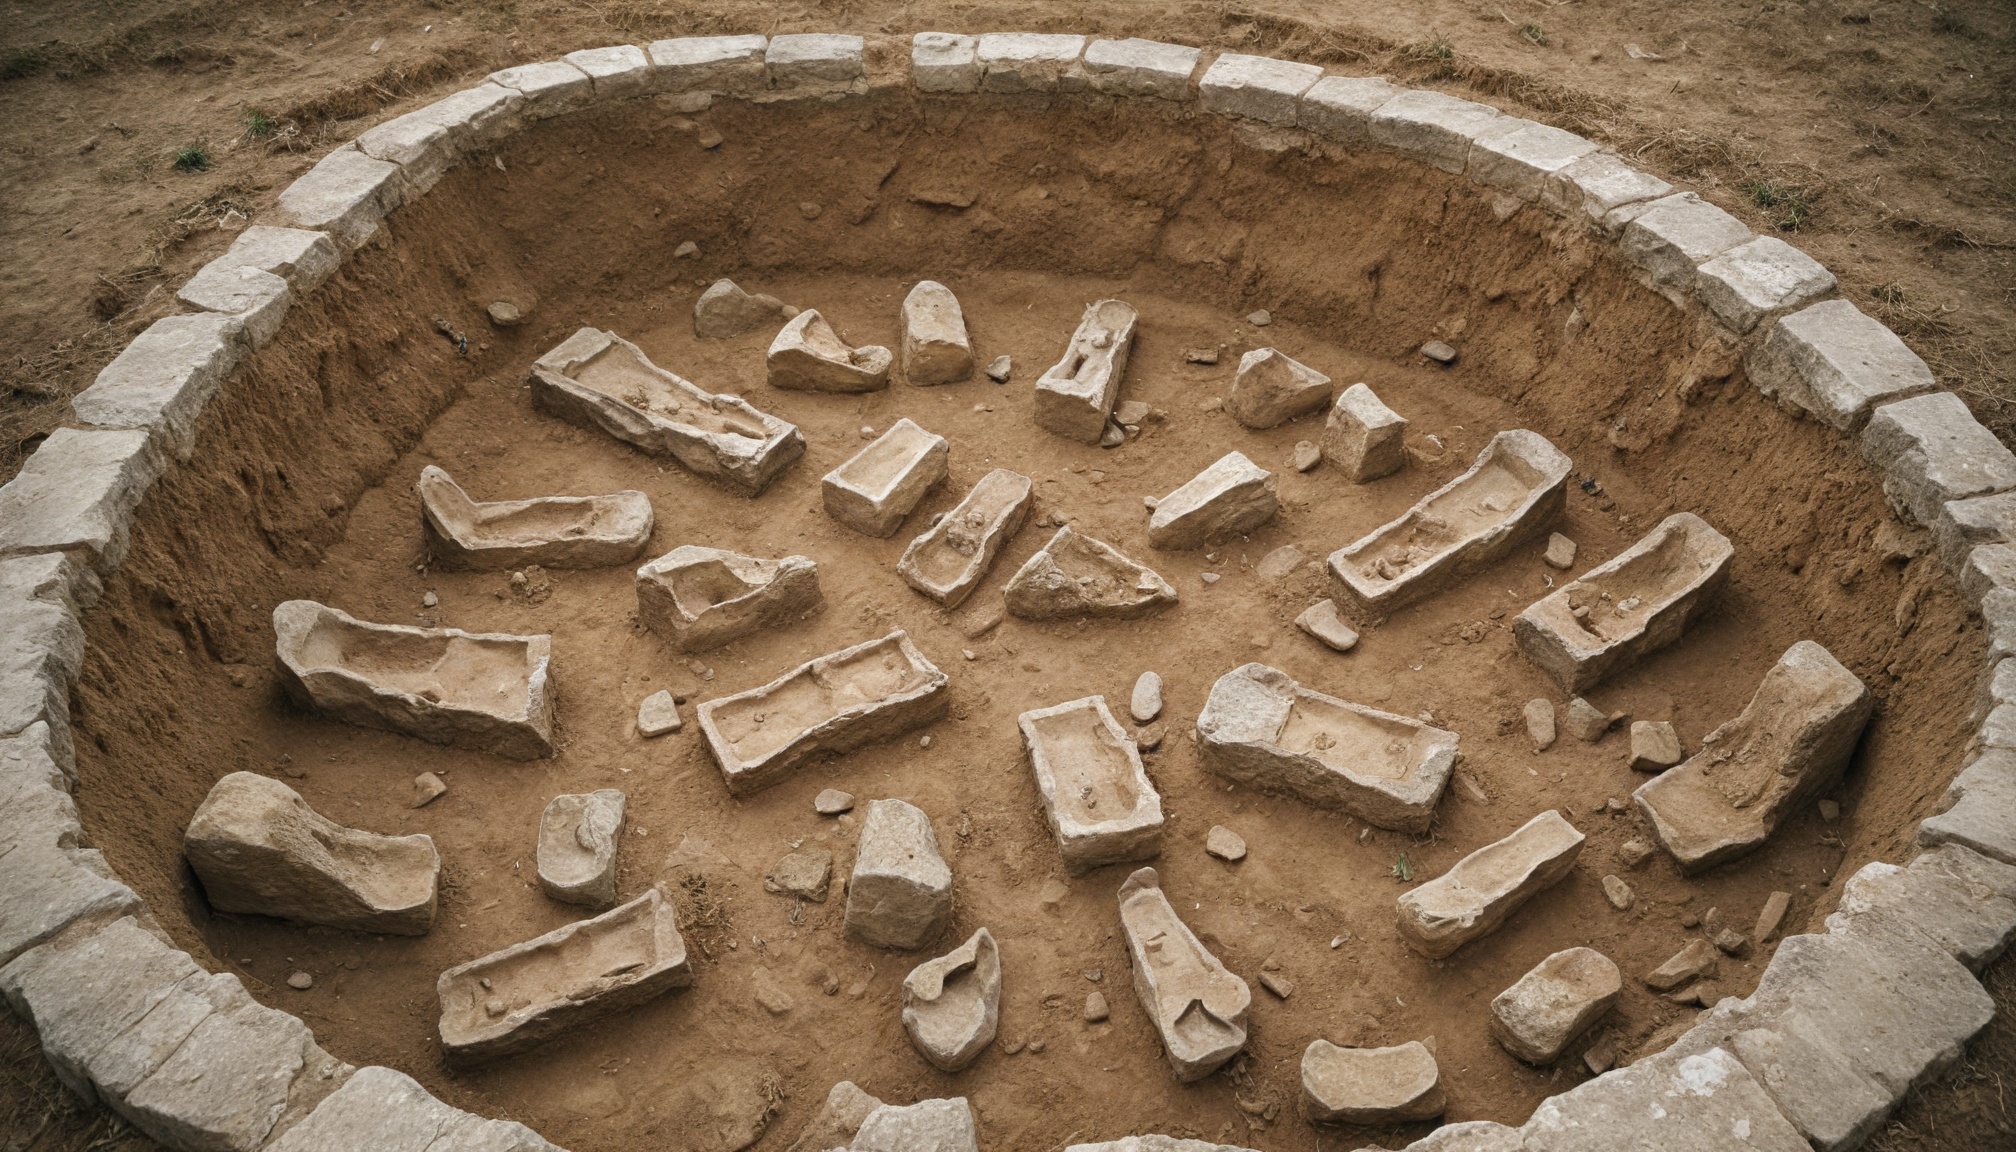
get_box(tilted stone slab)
[487,60,596,119]
[647,35,768,94]
[265,1065,562,1152]
[0,427,161,574]
[1747,299,1937,433]
[1635,641,1871,873]
[901,927,1001,1071]
[1519,1046,1808,1152]
[1396,810,1584,958]
[845,798,954,950]
[1466,120,1600,202]
[697,630,948,797]
[530,327,804,496]
[898,468,1033,608]
[1083,38,1200,100]
[562,44,652,99]
[1826,845,2016,972]
[355,82,523,197]
[438,887,690,1062]
[1919,748,2016,866]
[1323,382,1408,482]
[852,1098,979,1152]
[822,418,949,537]
[71,312,242,460]
[1148,451,1278,550]
[1227,347,1331,429]
[1541,151,1673,232]
[0,729,141,967]
[1618,192,1753,294]
[1003,526,1178,620]
[1367,89,1510,173]
[1300,1039,1444,1124]
[911,32,982,93]
[1036,299,1137,443]
[1514,512,1734,693]
[1118,867,1250,1080]
[418,466,652,571]
[767,33,864,93]
[1861,391,2016,527]
[1327,429,1571,617]
[1297,75,1401,148]
[1196,663,1457,833]
[174,263,291,350]
[768,309,893,392]
[1197,53,1323,126]
[1490,947,1621,1064]
[276,144,407,250]
[536,789,625,909]
[185,771,440,935]
[636,544,822,653]
[1020,695,1164,874]
[975,32,1086,93]
[273,600,556,760]
[1695,235,1838,335]
[900,280,973,385]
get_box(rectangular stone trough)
[635,545,822,653]
[1036,299,1138,443]
[1513,512,1733,693]
[435,887,690,1062]
[822,418,951,538]
[1195,663,1458,833]
[417,465,653,571]
[1397,810,1585,958]
[697,630,949,796]
[529,327,804,496]
[1327,430,1572,617]
[1019,696,1165,874]
[897,467,1034,608]
[272,600,554,760]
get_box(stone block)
[1396,810,1584,958]
[1618,193,1753,293]
[1695,235,1838,334]
[846,799,954,950]
[1148,451,1278,549]
[1020,695,1164,874]
[768,309,894,392]
[1827,844,2016,971]
[1466,120,1600,201]
[1083,38,1200,100]
[487,60,596,118]
[1519,1046,1808,1151]
[1322,382,1408,481]
[851,1098,978,1152]
[0,554,95,767]
[784,1080,883,1152]
[1197,53,1323,126]
[1300,1040,1443,1124]
[0,427,160,574]
[1118,867,1250,1080]
[0,769,139,966]
[1367,89,1510,173]
[1959,541,2016,608]
[175,263,291,350]
[902,928,1001,1071]
[355,83,522,196]
[1490,947,1621,1063]
[1297,75,1401,147]
[276,144,406,250]
[911,33,982,93]
[766,33,864,91]
[647,35,768,94]
[1542,151,1673,231]
[900,281,973,386]
[822,418,949,537]
[1004,526,1178,620]
[418,466,652,570]
[212,224,341,294]
[1919,749,2016,866]
[561,44,653,99]
[636,544,822,652]
[264,1065,562,1152]
[1936,489,2016,575]
[120,991,329,1152]
[1036,299,1137,443]
[536,790,625,909]
[1862,391,2016,527]
[975,33,1087,93]
[1227,347,1331,429]
[1747,299,1937,433]
[897,468,1033,608]
[71,312,243,459]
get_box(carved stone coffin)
[1036,299,1138,443]
[822,418,950,538]
[1003,527,1178,620]
[1118,866,1251,1081]
[1019,696,1164,874]
[416,465,653,570]
[897,468,1033,608]
[1396,810,1585,958]
[635,545,822,653]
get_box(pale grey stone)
[265,1065,562,1152]
[0,554,95,771]
[1148,451,1278,549]
[911,33,981,93]
[418,466,653,570]
[1205,826,1246,862]
[175,263,291,349]
[562,45,652,99]
[638,545,821,653]
[1004,527,1178,620]
[1958,541,2016,608]
[1397,810,1583,957]
[210,224,340,295]
[1629,720,1683,772]
[119,991,328,1152]
[1466,120,1600,201]
[1563,697,1617,743]
[975,33,1086,94]
[1545,532,1578,569]
[1082,38,1200,100]
[814,789,854,816]
[1020,696,1164,874]
[1618,192,1753,293]
[900,280,973,385]
[1861,391,2016,527]
[694,278,788,338]
[0,427,160,573]
[1525,698,1557,751]
[1295,599,1359,652]
[1827,845,2016,972]
[769,309,894,393]
[851,1098,977,1152]
[822,418,949,537]
[1919,749,2016,866]
[1367,88,1510,173]
[1067,1139,1261,1152]
[846,799,954,950]
[275,144,406,249]
[1300,1039,1444,1124]
[1256,543,1305,581]
[1131,671,1163,722]
[1297,75,1400,147]
[355,83,522,196]
[1322,382,1408,482]
[1118,867,1250,1080]
[784,1080,882,1152]
[766,847,832,902]
[647,35,767,94]
[1036,299,1137,443]
[637,690,680,738]
[767,33,864,90]
[487,60,595,118]
[902,928,1001,1071]
[1197,53,1323,126]
[1746,297,1927,430]
[1936,489,2016,575]
[1491,947,1621,1063]
[536,790,625,908]
[0,765,139,965]
[1695,236,1838,334]
[897,468,1032,608]
[1520,1046,1808,1151]
[72,312,244,459]
[1227,347,1331,429]
[1543,151,1673,230]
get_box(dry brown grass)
[0,1007,160,1152]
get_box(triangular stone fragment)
[1003,526,1178,620]
[901,927,1001,1070]
[767,309,892,392]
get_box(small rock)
[1601,874,1634,910]
[1200,572,1220,585]
[696,127,724,149]
[410,772,447,808]
[1115,400,1151,426]
[637,690,681,738]
[1099,422,1125,448]
[1818,798,1841,823]
[1184,347,1221,365]
[1293,440,1322,472]
[1604,796,1630,814]
[1543,532,1577,570]
[1490,947,1621,1064]
[421,590,439,608]
[1258,544,1306,582]
[815,788,856,816]
[1300,1040,1444,1124]
[845,799,953,949]
[1201,396,1223,412]
[1754,891,1792,943]
[1420,340,1457,365]
[1524,698,1557,751]
[1131,671,1164,723]
[1027,1039,1046,1053]
[1135,723,1166,751]
[1564,697,1621,742]
[1681,911,1702,929]
[673,240,698,258]
[1084,991,1109,1022]
[1713,929,1749,956]
[1618,839,1655,869]
[859,425,877,439]
[1644,938,1719,991]
[1583,1029,1619,1075]
[693,278,787,339]
[766,847,834,902]
[1246,310,1272,327]
[1205,825,1247,862]
[1142,495,1160,511]
[537,790,626,908]
[920,735,932,749]
[984,355,1012,382]
[753,967,793,1015]
[799,201,823,219]
[287,971,313,990]
[902,928,1002,1071]
[1259,971,1294,999]
[1295,599,1359,652]
[486,301,524,327]
[1627,720,1682,772]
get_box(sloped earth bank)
[65,91,1980,1149]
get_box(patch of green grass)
[1744,180,1811,230]
[245,109,273,138]
[172,143,210,172]
[1522,24,1548,46]
[1,47,47,80]
[1391,854,1413,882]
[1401,36,1455,63]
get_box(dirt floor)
[3,4,2015,1152]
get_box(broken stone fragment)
[1003,526,1179,621]
[272,600,555,760]
[1396,810,1584,958]
[900,280,974,386]
[693,278,790,339]
[1131,671,1164,722]
[1563,697,1618,743]
[1118,867,1251,1081]
[636,544,822,654]
[1294,599,1359,652]
[1544,532,1578,570]
[1300,1040,1445,1124]
[1515,512,1734,692]
[897,468,1032,607]
[637,690,681,737]
[1618,838,1655,868]
[1021,696,1165,874]
[1292,440,1322,473]
[815,788,855,816]
[1147,452,1278,550]
[1628,720,1682,772]
[1227,348,1332,430]
[1197,663,1458,833]
[1205,825,1247,861]
[1754,890,1793,944]
[1321,383,1409,482]
[846,798,954,950]
[1644,937,1719,991]
[1715,928,1749,956]
[766,847,833,902]
[436,887,691,1061]
[1635,640,1873,872]
[984,354,1012,382]
[1524,698,1557,751]
[901,927,1001,1071]
[823,418,950,538]
[410,771,447,808]
[698,631,948,797]
[536,789,625,909]
[784,1081,883,1152]
[1602,874,1635,910]
[184,771,439,934]
[1489,947,1621,1064]
[1257,544,1306,581]
[1084,991,1110,1021]
[850,1098,979,1152]
[767,308,893,392]
[1036,299,1138,443]
[416,466,653,571]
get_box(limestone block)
[537,790,625,909]
[1227,347,1331,429]
[911,33,981,93]
[1827,844,2016,971]
[265,1065,562,1152]
[272,600,555,760]
[1197,53,1323,126]
[767,33,864,91]
[1083,38,1200,100]
[1020,696,1164,874]
[418,466,652,570]
[698,631,948,796]
[768,309,894,392]
[1919,749,2016,866]
[822,418,950,537]
[900,280,973,385]
[1005,526,1178,620]
[851,1098,979,1152]
[1490,947,1621,1063]
[175,263,291,350]
[636,545,821,652]
[275,144,406,250]
[0,763,140,966]
[0,427,160,573]
[975,32,1087,94]
[1541,151,1674,231]
[562,45,653,99]
[1958,542,2016,608]
[0,553,96,767]
[355,83,522,196]
[1862,391,2016,527]
[693,278,789,338]
[1036,299,1138,443]
[1618,193,1754,293]
[1396,810,1584,958]
[119,990,331,1152]
[1938,490,2016,575]
[648,35,768,94]
[1148,452,1278,550]
[902,928,1001,1071]
[1118,867,1250,1080]
[1747,299,1936,432]
[185,771,439,934]
[1322,382,1408,482]
[530,327,805,496]
[846,799,954,950]
[784,1081,884,1152]
[1696,236,1839,334]
[212,224,341,294]
[1197,663,1457,833]
[1520,1047,1808,1152]
[1328,430,1572,617]
[1300,1040,1444,1124]
[1635,641,1872,873]
[1297,75,1401,147]
[1514,513,1734,692]
[898,468,1033,608]
[487,60,596,118]
[1467,120,1600,201]
[70,312,243,459]
[1367,89,1510,173]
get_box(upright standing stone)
[1226,349,1332,430]
[846,799,953,950]
[1036,300,1137,443]
[1322,383,1408,482]
[1117,867,1250,1081]
[1299,1040,1445,1124]
[900,281,974,386]
[536,790,625,909]
[1396,810,1584,958]
[1489,947,1621,1063]
[901,928,1002,1071]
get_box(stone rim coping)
[0,28,2004,1152]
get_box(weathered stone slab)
[693,278,788,339]
[1300,1039,1444,1124]
[487,59,596,119]
[1148,452,1278,550]
[1036,299,1138,443]
[531,327,804,496]
[438,886,689,1061]
[120,991,334,1152]
[1635,641,1872,873]
[1397,810,1584,958]
[784,1080,883,1152]
[1367,89,1509,173]
[1067,1139,1262,1152]
[1490,947,1621,1063]
[1919,749,2016,866]
[1297,75,1401,147]
[561,44,652,99]
[698,630,947,796]
[899,280,973,385]
[1227,347,1331,429]
[822,418,949,537]
[275,144,406,249]
[174,263,291,350]
[1861,391,2016,527]
[902,927,1000,1071]
[898,468,1032,608]
[636,544,821,653]
[911,33,981,93]
[1198,53,1323,126]
[1618,193,1754,293]
[265,1064,562,1152]
[0,765,140,966]
[1083,38,1200,99]
[1541,151,1673,231]
[766,846,832,902]
[1322,382,1408,482]
[1696,236,1838,334]
[537,790,625,909]
[0,554,95,770]
[1467,121,1599,201]
[1004,526,1178,620]
[647,35,768,94]
[0,427,161,573]
[1519,1046,1808,1152]
[1327,429,1571,617]
[766,33,865,92]
[768,309,893,392]
[1514,512,1733,693]
[418,466,652,570]
[975,32,1086,93]
[1827,845,2016,972]
[1940,491,2016,577]
[276,599,554,756]
[846,798,953,950]
[355,83,522,196]
[185,771,439,934]
[1118,867,1250,1080]
[209,224,341,294]
[1197,663,1457,832]
[1020,696,1164,874]
[851,1098,979,1152]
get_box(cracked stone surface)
[536,790,625,909]
[846,799,954,950]
[901,927,1001,1071]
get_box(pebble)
[287,971,313,990]
[1184,347,1221,365]
[814,788,855,816]
[673,240,698,258]
[410,772,447,808]
[984,355,1012,382]
[1293,440,1322,472]
[859,425,877,440]
[1259,971,1294,999]
[919,735,932,749]
[962,648,976,661]
[1543,532,1577,570]
[1818,799,1841,822]
[485,301,523,327]
[1027,1039,1046,1053]
[1115,400,1151,426]
[1295,599,1359,652]
[1142,495,1160,510]
[1601,874,1634,910]
[1200,572,1220,585]
[1617,839,1655,869]
[1713,929,1749,956]
[637,690,681,738]
[1205,825,1247,862]
[1524,698,1557,751]
[1644,939,1719,991]
[1134,723,1166,751]
[1083,991,1109,1022]
[1420,340,1458,365]
[1246,310,1272,327]
[1130,671,1164,723]
[1099,422,1125,448]
[1257,544,1306,582]
[421,590,438,608]
[696,127,724,149]
[1564,697,1621,743]
[1201,396,1223,412]
[1583,1030,1619,1075]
